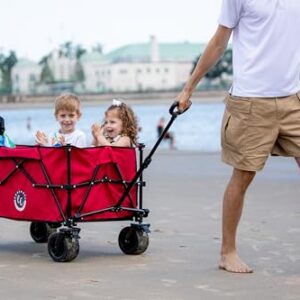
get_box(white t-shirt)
[50,129,86,148]
[219,0,300,97]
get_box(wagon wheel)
[118,226,149,255]
[29,222,57,243]
[47,231,79,262]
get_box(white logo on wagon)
[14,190,27,212]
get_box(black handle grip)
[169,101,191,116]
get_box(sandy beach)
[0,150,299,300]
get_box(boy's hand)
[51,134,65,146]
[35,130,49,146]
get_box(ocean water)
[0,102,225,152]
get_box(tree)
[39,54,54,83]
[74,61,85,82]
[190,48,232,84]
[205,48,232,81]
[0,51,18,94]
[92,43,103,54]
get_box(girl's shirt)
[108,134,133,147]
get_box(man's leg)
[219,168,256,273]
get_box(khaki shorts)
[221,92,300,171]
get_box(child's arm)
[35,130,49,146]
[91,123,110,146]
[91,123,132,147]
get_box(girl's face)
[104,110,123,138]
[56,109,80,134]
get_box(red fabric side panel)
[0,154,64,222]
[0,145,40,160]
[0,146,138,222]
[70,147,137,221]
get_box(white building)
[12,37,206,95]
[12,59,41,95]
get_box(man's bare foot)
[219,253,253,273]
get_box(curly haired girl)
[91,99,139,147]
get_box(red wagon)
[0,103,186,262]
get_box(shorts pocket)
[221,107,248,152]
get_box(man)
[177,0,300,273]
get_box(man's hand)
[176,91,192,112]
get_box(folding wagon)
[0,103,187,262]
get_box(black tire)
[47,232,79,262]
[118,226,149,255]
[30,222,57,243]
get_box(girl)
[91,99,138,147]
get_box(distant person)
[35,93,86,147]
[91,99,138,147]
[157,117,176,149]
[176,0,300,273]
[26,116,32,131]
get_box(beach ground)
[0,150,299,300]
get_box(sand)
[0,150,299,300]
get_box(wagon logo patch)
[14,190,27,212]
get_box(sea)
[0,102,225,152]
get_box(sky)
[0,0,222,62]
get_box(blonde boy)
[36,93,86,147]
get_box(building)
[11,59,41,95]
[11,37,205,95]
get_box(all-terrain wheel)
[30,222,57,243]
[47,231,79,262]
[118,226,149,255]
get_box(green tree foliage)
[92,43,103,54]
[0,51,18,94]
[59,41,87,59]
[39,41,87,83]
[191,48,232,80]
[74,61,85,82]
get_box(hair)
[54,93,82,117]
[105,102,139,145]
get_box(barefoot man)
[177,0,300,273]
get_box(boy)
[36,93,86,147]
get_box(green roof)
[105,42,206,63]
[80,51,108,63]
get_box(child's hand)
[35,130,49,146]
[91,123,102,139]
[51,134,65,146]
[91,123,108,146]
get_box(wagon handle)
[169,101,191,116]
[116,100,190,208]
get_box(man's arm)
[177,25,233,111]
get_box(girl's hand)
[91,123,102,138]
[35,130,49,146]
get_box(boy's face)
[56,109,80,134]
